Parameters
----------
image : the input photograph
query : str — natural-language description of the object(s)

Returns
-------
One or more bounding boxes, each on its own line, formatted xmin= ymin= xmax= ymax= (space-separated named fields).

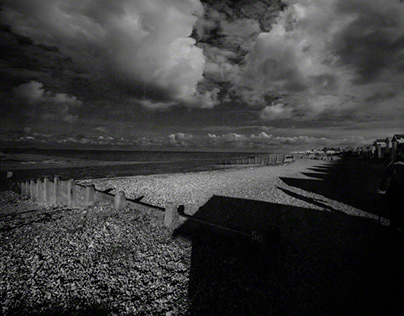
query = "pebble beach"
xmin=2 ymin=156 xmax=404 ymax=315
xmin=79 ymin=157 xmax=388 ymax=224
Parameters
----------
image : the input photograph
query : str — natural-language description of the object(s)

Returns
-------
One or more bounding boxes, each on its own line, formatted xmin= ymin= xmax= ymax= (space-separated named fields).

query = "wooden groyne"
xmin=220 ymin=154 xmax=296 ymax=166
xmin=13 ymin=175 xmax=279 ymax=250
xmin=18 ymin=176 xmax=173 ymax=223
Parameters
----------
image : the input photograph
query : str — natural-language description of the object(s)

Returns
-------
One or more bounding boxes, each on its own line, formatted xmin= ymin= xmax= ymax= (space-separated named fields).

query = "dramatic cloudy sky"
xmin=1 ymin=0 xmax=403 ymax=151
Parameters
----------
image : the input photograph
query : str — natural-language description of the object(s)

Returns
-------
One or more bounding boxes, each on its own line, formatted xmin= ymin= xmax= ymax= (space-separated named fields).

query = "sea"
xmin=1 ymin=148 xmax=270 ymax=184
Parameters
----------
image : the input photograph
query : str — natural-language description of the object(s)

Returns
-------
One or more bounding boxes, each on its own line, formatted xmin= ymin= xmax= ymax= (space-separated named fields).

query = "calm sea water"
xmin=2 ymin=148 xmax=269 ymax=183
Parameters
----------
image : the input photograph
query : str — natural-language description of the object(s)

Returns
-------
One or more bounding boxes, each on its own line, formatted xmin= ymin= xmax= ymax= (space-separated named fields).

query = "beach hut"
xmin=385 ymin=137 xmax=392 ymax=160
xmin=392 ymin=134 xmax=404 ymax=161
xmin=373 ymin=139 xmax=387 ymax=159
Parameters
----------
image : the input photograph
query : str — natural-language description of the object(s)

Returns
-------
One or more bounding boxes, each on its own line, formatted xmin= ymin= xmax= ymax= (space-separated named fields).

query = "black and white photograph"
xmin=1 ymin=0 xmax=404 ymax=314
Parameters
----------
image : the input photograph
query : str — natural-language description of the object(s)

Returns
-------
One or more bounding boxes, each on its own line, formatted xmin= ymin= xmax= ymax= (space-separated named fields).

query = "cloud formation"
xmin=260 ymin=102 xmax=293 ymax=121
xmin=13 ymin=81 xmax=80 ymax=123
xmin=144 ymin=132 xmax=335 ymax=150
xmin=14 ymin=81 xmax=81 ymax=106
xmin=237 ymin=0 xmax=404 ymax=120
xmin=168 ymin=132 xmax=195 ymax=146
xmin=2 ymin=0 xmax=403 ymax=149
xmin=2 ymin=0 xmax=218 ymax=108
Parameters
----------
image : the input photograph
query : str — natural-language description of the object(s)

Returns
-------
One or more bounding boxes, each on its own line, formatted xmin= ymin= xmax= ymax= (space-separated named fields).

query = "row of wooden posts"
xmin=19 ymin=176 xmax=180 ymax=228
xmin=17 ymin=176 xmax=276 ymax=244
xmin=221 ymin=154 xmax=295 ymax=166
xmin=14 ymin=175 xmax=281 ymax=259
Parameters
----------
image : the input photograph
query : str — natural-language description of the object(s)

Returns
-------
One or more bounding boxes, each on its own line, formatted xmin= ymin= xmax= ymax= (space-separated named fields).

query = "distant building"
xmin=373 ymin=139 xmax=388 ymax=159
xmin=385 ymin=137 xmax=392 ymax=160
xmin=392 ymin=134 xmax=404 ymax=160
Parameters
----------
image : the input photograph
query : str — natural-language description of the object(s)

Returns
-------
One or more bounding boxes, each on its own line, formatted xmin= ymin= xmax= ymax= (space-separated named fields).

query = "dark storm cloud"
xmin=234 ymin=0 xmax=404 ymax=124
xmin=0 ymin=24 xmax=77 ymax=92
xmin=334 ymin=0 xmax=404 ymax=85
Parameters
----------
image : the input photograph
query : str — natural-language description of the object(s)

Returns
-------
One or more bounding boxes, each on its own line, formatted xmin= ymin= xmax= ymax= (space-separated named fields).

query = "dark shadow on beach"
xmin=277 ymin=186 xmax=339 ymax=212
xmin=174 ymin=194 xmax=404 ymax=315
xmin=280 ymin=156 xmax=388 ymax=218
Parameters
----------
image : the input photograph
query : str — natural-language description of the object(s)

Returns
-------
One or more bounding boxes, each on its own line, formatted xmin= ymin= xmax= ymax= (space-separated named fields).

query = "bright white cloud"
xmin=251 ymin=132 xmax=272 ymax=140
xmin=204 ymin=132 xmax=334 ymax=149
xmin=13 ymin=81 xmax=80 ymax=124
xmin=2 ymin=0 xmax=218 ymax=108
xmin=14 ymin=81 xmax=81 ymax=105
xmin=13 ymin=81 xmax=44 ymax=103
xmin=260 ymin=103 xmax=293 ymax=121
xmin=94 ymin=126 xmax=109 ymax=133
xmin=139 ymin=100 xmax=176 ymax=110
xmin=273 ymin=136 xmax=328 ymax=146
xmin=168 ymin=132 xmax=195 ymax=146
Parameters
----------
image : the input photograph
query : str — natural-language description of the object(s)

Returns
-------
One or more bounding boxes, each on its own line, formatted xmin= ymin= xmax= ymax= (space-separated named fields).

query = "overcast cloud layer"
xmin=0 ymin=0 xmax=403 ymax=150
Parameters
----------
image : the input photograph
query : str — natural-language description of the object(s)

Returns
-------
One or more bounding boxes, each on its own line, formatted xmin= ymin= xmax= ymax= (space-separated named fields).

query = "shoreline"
xmin=78 ymin=157 xmax=388 ymax=224
xmin=0 ymin=153 xmax=222 ymax=171
xmin=0 ymin=152 xmax=296 ymax=185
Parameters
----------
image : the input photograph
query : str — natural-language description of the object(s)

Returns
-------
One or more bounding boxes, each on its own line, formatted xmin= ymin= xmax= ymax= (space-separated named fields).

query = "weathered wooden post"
xmin=6 ymin=171 xmax=13 ymax=190
xmin=23 ymin=181 xmax=29 ymax=198
xmin=86 ymin=184 xmax=96 ymax=206
xmin=392 ymin=140 xmax=397 ymax=161
xmin=26 ymin=180 xmax=30 ymax=198
xmin=54 ymin=176 xmax=60 ymax=206
xmin=44 ymin=177 xmax=51 ymax=207
xmin=30 ymin=179 xmax=36 ymax=202
xmin=67 ymin=179 xmax=76 ymax=208
xmin=20 ymin=181 xmax=26 ymax=197
xmin=377 ymin=145 xmax=382 ymax=159
xmin=36 ymin=179 xmax=43 ymax=205
xmin=114 ymin=190 xmax=126 ymax=210
xmin=164 ymin=202 xmax=179 ymax=228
